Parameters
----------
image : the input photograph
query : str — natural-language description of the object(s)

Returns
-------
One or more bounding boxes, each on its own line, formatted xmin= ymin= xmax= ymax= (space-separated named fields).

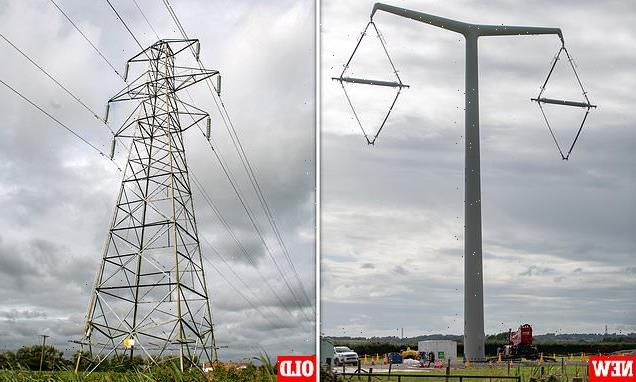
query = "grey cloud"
xmin=519 ymin=266 xmax=556 ymax=277
xmin=0 ymin=0 xmax=315 ymax=360
xmin=321 ymin=0 xmax=635 ymax=338
xmin=0 ymin=309 xmax=47 ymax=320
xmin=393 ymin=265 xmax=409 ymax=275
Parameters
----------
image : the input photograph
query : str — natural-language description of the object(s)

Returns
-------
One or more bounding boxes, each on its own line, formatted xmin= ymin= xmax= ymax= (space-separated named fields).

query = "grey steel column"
xmin=463 ymin=32 xmax=485 ymax=361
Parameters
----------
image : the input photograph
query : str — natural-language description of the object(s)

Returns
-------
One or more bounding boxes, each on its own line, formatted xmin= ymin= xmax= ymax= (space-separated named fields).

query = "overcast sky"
xmin=321 ymin=0 xmax=635 ymax=339
xmin=0 ymin=0 xmax=315 ymax=360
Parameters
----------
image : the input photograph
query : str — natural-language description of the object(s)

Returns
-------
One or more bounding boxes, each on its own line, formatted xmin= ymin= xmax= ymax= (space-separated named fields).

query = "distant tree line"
xmin=0 ymin=345 xmax=180 ymax=372
xmin=334 ymin=340 xmax=636 ymax=357
xmin=0 ymin=345 xmax=65 ymax=371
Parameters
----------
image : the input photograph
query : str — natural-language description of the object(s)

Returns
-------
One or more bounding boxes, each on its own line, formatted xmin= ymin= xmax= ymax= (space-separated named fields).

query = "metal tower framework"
xmin=338 ymin=3 xmax=583 ymax=361
xmin=78 ymin=39 xmax=220 ymax=372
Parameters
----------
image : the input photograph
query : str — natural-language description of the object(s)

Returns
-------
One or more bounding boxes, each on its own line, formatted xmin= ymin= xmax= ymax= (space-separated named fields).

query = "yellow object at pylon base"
xmin=497 ymin=353 xmax=502 ymax=364
xmin=465 ymin=359 xmax=471 ymax=369
xmin=364 ymin=354 xmax=368 ymax=364
xmin=122 ymin=337 xmax=135 ymax=349
xmin=580 ymin=352 xmax=585 ymax=362
xmin=538 ymin=353 xmax=544 ymax=364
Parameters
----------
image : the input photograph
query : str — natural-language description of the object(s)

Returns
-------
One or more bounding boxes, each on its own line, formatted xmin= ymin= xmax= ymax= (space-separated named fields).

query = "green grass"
xmin=335 ymin=364 xmax=590 ymax=382
xmin=0 ymin=362 xmax=277 ymax=382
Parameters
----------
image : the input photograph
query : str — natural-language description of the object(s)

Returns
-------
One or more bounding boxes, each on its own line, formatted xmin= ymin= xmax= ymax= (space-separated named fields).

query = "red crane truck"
xmin=498 ymin=324 xmax=541 ymax=360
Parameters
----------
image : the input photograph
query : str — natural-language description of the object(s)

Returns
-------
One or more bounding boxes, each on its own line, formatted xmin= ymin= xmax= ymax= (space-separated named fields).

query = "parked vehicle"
xmin=387 ymin=352 xmax=403 ymax=364
xmin=333 ymin=346 xmax=359 ymax=366
xmin=498 ymin=324 xmax=540 ymax=360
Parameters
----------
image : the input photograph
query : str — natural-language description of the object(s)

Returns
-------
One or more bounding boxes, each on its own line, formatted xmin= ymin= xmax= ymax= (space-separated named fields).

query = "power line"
xmin=50 ymin=1 xmax=304 ymax=322
xmin=3 ymin=1 xmax=310 ymax=354
xmin=130 ymin=0 xmax=159 ymax=40
xmin=0 ymin=78 xmax=121 ymax=171
xmin=210 ymin=84 xmax=314 ymax=310
xmin=0 ymin=31 xmax=116 ymax=135
xmin=48 ymin=0 xmax=125 ymax=81
xmin=200 ymin=17 xmax=313 ymax=312
xmin=198 ymin=232 xmax=296 ymax=329
xmin=101 ymin=0 xmax=313 ymax=322
xmin=198 ymin=236 xmax=287 ymax=330
xmin=205 ymin=260 xmax=279 ymax=330
xmin=161 ymin=0 xmax=314 ymax=312
xmin=53 ymin=0 xmax=310 ymax=314
xmin=208 ymin=142 xmax=312 ymax=320
xmin=191 ymin=170 xmax=310 ymax=323
xmin=218 ymin=95 xmax=315 ymax=309
xmin=104 ymin=0 xmax=144 ymax=50
xmin=160 ymin=0 xmax=188 ymax=40
xmin=175 ymin=95 xmax=312 ymax=318
xmin=177 ymin=93 xmax=312 ymax=321
xmin=187 ymin=119 xmax=313 ymax=322
xmin=178 ymin=94 xmax=311 ymax=322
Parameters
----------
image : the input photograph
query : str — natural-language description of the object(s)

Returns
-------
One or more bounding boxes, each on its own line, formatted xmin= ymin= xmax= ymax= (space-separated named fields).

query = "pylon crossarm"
xmin=178 ymin=113 xmax=208 ymax=132
xmin=476 ymin=24 xmax=563 ymax=42
xmin=333 ymin=76 xmax=409 ymax=88
xmin=336 ymin=18 xmax=408 ymax=144
xmin=531 ymin=44 xmax=596 ymax=160
xmin=108 ymin=73 xmax=153 ymax=102
xmin=371 ymin=3 xmax=468 ymax=34
xmin=127 ymin=39 xmax=199 ymax=63
xmin=173 ymin=70 xmax=219 ymax=92
xmin=531 ymin=97 xmax=596 ymax=109
xmin=175 ymin=98 xmax=208 ymax=116
xmin=370 ymin=3 xmax=563 ymax=42
xmin=109 ymin=70 xmax=219 ymax=103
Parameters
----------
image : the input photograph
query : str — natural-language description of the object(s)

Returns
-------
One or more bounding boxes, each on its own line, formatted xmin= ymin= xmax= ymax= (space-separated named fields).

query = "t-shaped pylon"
xmin=369 ymin=3 xmax=566 ymax=361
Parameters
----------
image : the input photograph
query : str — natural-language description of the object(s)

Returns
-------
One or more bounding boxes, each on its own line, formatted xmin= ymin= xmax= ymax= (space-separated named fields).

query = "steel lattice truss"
xmin=78 ymin=39 xmax=219 ymax=372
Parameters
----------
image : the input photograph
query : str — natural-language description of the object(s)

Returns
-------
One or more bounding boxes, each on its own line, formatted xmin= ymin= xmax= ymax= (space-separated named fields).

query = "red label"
xmin=277 ymin=355 xmax=316 ymax=382
xmin=589 ymin=356 xmax=636 ymax=382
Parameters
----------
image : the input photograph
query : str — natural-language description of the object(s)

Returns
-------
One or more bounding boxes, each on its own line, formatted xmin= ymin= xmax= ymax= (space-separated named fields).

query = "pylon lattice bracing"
xmin=79 ymin=39 xmax=219 ymax=372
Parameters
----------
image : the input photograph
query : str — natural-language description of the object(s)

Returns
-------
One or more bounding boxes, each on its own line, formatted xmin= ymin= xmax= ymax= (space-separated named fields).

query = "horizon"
xmin=324 ymin=331 xmax=636 ymax=339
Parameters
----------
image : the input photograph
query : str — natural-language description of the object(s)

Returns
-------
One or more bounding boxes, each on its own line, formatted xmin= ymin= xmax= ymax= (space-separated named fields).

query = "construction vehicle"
xmin=498 ymin=324 xmax=541 ymax=360
xmin=400 ymin=347 xmax=419 ymax=360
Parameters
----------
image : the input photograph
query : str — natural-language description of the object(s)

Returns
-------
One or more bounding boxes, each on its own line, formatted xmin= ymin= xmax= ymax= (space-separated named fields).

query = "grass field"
xmin=0 ymin=363 xmax=277 ymax=382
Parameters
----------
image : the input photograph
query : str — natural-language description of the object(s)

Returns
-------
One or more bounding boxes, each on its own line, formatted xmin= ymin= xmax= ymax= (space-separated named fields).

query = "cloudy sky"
xmin=321 ymin=0 xmax=635 ymax=338
xmin=0 ymin=0 xmax=315 ymax=360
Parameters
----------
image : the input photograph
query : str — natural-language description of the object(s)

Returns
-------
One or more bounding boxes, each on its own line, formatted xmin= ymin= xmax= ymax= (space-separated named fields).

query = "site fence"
xmin=332 ymin=372 xmax=523 ymax=382
xmin=326 ymin=360 xmax=591 ymax=382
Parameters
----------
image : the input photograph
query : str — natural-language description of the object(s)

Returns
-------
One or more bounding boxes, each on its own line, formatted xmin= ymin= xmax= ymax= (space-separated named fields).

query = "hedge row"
xmin=334 ymin=341 xmax=636 ymax=357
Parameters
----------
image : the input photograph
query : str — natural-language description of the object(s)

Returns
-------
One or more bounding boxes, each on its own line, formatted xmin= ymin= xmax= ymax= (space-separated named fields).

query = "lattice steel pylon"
xmin=76 ymin=39 xmax=221 ymax=373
